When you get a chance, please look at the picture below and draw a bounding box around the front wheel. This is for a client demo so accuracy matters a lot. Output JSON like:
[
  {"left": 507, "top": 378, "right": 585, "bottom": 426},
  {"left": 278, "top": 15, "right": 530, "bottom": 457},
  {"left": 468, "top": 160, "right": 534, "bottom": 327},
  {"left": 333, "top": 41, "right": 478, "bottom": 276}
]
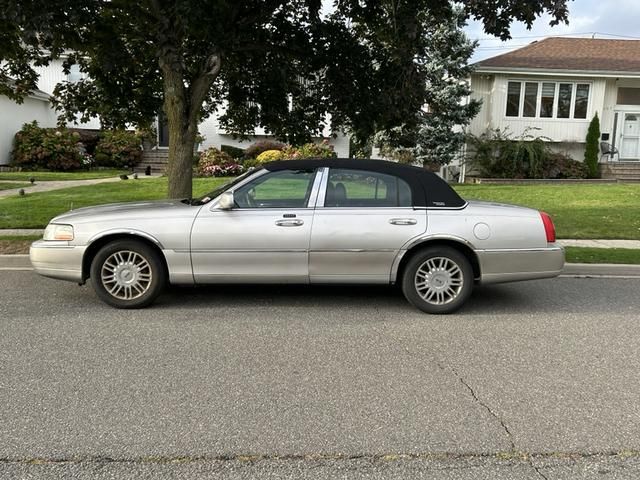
[
  {"left": 401, "top": 246, "right": 473, "bottom": 314},
  {"left": 90, "top": 240, "right": 166, "bottom": 308}
]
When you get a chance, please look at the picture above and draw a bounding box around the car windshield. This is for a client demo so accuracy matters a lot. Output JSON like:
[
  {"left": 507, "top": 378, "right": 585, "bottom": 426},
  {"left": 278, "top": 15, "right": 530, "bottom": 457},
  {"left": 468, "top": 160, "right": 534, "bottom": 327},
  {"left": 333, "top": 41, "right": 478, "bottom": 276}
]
[{"left": 194, "top": 168, "right": 258, "bottom": 205}]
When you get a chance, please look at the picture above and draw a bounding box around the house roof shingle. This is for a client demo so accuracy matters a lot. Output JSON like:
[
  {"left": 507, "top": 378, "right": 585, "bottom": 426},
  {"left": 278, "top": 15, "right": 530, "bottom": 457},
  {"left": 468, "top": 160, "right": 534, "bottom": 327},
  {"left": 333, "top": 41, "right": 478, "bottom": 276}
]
[{"left": 475, "top": 37, "right": 640, "bottom": 73}]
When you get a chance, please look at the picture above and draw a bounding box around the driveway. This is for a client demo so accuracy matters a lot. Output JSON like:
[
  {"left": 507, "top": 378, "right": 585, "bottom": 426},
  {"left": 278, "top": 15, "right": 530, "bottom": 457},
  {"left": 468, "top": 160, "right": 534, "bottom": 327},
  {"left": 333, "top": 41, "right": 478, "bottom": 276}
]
[{"left": 1, "top": 272, "right": 639, "bottom": 478}]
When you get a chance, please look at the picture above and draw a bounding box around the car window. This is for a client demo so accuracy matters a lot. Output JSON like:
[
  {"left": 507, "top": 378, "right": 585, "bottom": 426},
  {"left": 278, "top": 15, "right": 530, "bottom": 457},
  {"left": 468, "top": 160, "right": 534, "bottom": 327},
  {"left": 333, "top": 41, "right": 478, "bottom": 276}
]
[
  {"left": 234, "top": 169, "right": 317, "bottom": 208},
  {"left": 324, "top": 169, "right": 412, "bottom": 207}
]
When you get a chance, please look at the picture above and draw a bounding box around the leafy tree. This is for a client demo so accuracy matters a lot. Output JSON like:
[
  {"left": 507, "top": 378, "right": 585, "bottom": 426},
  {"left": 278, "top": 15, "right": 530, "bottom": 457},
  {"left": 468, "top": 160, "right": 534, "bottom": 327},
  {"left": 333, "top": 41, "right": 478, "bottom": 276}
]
[
  {"left": 584, "top": 113, "right": 601, "bottom": 179},
  {"left": 0, "top": 0, "right": 570, "bottom": 198}
]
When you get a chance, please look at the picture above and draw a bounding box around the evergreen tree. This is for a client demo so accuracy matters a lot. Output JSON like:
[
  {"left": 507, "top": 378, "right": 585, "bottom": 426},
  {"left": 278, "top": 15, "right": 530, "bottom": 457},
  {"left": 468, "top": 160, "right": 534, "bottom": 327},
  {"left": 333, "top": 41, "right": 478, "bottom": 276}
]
[
  {"left": 584, "top": 113, "right": 601, "bottom": 179},
  {"left": 374, "top": 7, "right": 481, "bottom": 168}
]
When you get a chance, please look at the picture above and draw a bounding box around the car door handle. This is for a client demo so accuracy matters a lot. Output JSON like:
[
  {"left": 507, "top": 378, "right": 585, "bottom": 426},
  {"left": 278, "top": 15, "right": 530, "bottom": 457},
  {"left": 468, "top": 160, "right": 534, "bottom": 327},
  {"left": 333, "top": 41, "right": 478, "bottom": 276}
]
[
  {"left": 389, "top": 218, "right": 417, "bottom": 226},
  {"left": 275, "top": 219, "right": 304, "bottom": 227}
]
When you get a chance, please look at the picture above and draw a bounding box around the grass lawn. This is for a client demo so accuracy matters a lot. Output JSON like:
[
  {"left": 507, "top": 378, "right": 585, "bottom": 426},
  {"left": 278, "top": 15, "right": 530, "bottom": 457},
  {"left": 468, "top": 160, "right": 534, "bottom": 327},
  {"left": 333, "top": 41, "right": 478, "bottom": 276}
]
[
  {"left": 0, "top": 169, "right": 128, "bottom": 181},
  {"left": 0, "top": 177, "right": 230, "bottom": 229},
  {"left": 454, "top": 184, "right": 640, "bottom": 240},
  {"left": 0, "top": 182, "right": 30, "bottom": 191},
  {"left": 564, "top": 247, "right": 640, "bottom": 264}
]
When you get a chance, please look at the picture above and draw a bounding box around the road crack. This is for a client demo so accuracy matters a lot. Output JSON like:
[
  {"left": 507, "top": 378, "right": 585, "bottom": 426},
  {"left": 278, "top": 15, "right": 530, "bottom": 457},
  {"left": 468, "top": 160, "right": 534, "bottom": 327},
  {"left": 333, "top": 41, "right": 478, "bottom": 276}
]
[{"left": 439, "top": 361, "right": 516, "bottom": 452}]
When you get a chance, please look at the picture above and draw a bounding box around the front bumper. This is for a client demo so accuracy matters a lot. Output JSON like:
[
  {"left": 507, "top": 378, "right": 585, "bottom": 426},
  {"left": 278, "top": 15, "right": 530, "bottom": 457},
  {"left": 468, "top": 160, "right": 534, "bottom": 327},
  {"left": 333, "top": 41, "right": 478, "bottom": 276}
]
[
  {"left": 30, "top": 240, "right": 86, "bottom": 283},
  {"left": 477, "top": 245, "right": 565, "bottom": 284}
]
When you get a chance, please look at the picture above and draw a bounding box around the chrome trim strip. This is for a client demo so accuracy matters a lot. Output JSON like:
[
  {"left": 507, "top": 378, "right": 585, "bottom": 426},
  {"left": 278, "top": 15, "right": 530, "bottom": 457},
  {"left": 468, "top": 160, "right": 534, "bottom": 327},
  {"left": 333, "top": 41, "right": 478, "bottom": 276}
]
[
  {"left": 402, "top": 234, "right": 477, "bottom": 252},
  {"left": 310, "top": 249, "right": 396, "bottom": 253},
  {"left": 315, "top": 167, "right": 330, "bottom": 207},
  {"left": 475, "top": 247, "right": 564, "bottom": 253},
  {"left": 307, "top": 168, "right": 325, "bottom": 208},
  {"left": 87, "top": 229, "right": 165, "bottom": 249},
  {"left": 190, "top": 249, "right": 308, "bottom": 253}
]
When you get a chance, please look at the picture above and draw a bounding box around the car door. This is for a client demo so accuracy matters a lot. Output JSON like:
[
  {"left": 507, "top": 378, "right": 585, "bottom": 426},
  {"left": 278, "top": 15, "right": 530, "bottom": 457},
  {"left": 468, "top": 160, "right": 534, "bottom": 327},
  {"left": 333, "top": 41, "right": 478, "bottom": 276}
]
[
  {"left": 309, "top": 168, "right": 427, "bottom": 283},
  {"left": 190, "top": 168, "right": 319, "bottom": 283}
]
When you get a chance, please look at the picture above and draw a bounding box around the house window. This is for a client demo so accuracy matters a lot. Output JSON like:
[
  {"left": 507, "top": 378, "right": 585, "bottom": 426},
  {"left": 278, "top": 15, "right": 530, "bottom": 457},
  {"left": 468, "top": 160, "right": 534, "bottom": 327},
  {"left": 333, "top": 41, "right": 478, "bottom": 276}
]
[
  {"left": 574, "top": 84, "right": 590, "bottom": 119},
  {"left": 523, "top": 82, "right": 538, "bottom": 117},
  {"left": 557, "top": 83, "right": 573, "bottom": 118},
  {"left": 506, "top": 82, "right": 521, "bottom": 117},
  {"left": 617, "top": 87, "right": 640, "bottom": 105},
  {"left": 505, "top": 80, "right": 590, "bottom": 120},
  {"left": 540, "top": 83, "right": 556, "bottom": 118}
]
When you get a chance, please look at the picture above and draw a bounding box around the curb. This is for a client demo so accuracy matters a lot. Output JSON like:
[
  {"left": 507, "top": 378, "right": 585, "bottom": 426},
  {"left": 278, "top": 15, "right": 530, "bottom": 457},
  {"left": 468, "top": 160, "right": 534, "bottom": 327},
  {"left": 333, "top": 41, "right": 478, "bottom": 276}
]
[
  {"left": 2, "top": 255, "right": 639, "bottom": 277},
  {"left": 560, "top": 263, "right": 640, "bottom": 278}
]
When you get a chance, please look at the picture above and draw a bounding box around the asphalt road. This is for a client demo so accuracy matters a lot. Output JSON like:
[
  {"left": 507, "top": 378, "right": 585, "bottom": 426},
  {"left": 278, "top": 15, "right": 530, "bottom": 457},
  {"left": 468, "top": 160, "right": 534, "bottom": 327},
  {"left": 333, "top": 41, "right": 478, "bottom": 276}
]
[{"left": 1, "top": 271, "right": 639, "bottom": 479}]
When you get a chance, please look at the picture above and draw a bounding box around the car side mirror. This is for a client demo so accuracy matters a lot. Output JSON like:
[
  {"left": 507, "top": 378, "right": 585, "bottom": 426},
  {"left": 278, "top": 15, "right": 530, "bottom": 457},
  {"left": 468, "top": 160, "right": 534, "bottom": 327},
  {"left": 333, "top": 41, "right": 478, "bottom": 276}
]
[{"left": 217, "top": 191, "right": 235, "bottom": 210}]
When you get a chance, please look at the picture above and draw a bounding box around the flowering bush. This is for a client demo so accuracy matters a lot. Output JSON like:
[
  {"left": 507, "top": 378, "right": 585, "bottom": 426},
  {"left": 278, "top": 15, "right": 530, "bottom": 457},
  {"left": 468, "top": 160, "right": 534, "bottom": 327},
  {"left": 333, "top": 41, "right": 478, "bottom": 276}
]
[
  {"left": 197, "top": 147, "right": 244, "bottom": 177},
  {"left": 199, "top": 162, "right": 244, "bottom": 177},
  {"left": 12, "top": 121, "right": 83, "bottom": 171},
  {"left": 95, "top": 130, "right": 142, "bottom": 168},
  {"left": 256, "top": 149, "right": 285, "bottom": 163},
  {"left": 282, "top": 140, "right": 336, "bottom": 159}
]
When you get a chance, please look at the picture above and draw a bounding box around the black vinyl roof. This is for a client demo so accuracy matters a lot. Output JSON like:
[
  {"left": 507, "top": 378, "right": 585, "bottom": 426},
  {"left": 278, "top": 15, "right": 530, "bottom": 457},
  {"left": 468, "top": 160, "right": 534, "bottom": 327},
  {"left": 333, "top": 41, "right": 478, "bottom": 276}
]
[{"left": 264, "top": 158, "right": 466, "bottom": 208}]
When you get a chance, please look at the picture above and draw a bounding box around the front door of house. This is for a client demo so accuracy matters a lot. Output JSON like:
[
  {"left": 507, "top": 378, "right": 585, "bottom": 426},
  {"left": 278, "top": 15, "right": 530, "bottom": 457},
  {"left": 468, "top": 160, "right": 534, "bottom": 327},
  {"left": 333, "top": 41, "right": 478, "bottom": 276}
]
[{"left": 620, "top": 113, "right": 640, "bottom": 160}]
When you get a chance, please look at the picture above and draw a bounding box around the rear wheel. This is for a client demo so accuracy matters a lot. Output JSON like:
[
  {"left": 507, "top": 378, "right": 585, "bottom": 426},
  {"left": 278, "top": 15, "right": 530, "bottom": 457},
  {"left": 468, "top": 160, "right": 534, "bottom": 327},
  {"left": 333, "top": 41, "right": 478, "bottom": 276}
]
[
  {"left": 90, "top": 239, "right": 166, "bottom": 308},
  {"left": 402, "top": 246, "right": 473, "bottom": 314}
]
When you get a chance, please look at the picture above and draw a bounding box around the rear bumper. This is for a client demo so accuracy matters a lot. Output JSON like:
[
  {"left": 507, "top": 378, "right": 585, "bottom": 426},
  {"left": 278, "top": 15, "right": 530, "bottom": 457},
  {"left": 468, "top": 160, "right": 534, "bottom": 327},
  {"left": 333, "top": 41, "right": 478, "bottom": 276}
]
[
  {"left": 477, "top": 245, "right": 565, "bottom": 284},
  {"left": 30, "top": 240, "right": 85, "bottom": 283}
]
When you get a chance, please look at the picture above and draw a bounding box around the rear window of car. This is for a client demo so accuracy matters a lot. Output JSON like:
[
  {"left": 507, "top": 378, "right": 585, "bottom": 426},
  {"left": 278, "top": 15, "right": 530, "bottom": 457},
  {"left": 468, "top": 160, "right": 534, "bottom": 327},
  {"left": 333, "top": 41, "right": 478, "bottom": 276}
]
[{"left": 324, "top": 169, "right": 412, "bottom": 207}]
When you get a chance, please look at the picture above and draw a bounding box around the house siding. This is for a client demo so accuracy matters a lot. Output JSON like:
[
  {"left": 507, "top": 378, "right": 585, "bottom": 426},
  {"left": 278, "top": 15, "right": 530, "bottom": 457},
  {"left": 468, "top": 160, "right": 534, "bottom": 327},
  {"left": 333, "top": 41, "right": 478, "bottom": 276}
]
[{"left": 0, "top": 95, "right": 58, "bottom": 165}]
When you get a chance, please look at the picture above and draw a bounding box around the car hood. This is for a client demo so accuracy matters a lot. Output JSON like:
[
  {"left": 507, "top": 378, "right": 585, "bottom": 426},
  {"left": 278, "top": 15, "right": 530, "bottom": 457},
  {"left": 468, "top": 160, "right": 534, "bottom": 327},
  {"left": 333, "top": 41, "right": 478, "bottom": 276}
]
[{"left": 51, "top": 199, "right": 196, "bottom": 224}]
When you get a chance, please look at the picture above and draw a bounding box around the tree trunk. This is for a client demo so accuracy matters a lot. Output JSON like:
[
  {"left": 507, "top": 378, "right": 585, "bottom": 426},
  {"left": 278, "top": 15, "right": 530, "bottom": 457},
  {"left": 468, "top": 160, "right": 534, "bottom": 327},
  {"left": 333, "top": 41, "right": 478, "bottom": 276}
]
[{"left": 163, "top": 69, "right": 196, "bottom": 199}]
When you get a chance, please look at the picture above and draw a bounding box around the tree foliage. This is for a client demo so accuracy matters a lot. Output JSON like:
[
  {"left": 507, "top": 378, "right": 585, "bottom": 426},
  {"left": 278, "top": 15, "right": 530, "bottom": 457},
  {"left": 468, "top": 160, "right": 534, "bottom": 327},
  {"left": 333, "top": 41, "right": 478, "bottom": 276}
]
[{"left": 0, "top": 0, "right": 570, "bottom": 197}]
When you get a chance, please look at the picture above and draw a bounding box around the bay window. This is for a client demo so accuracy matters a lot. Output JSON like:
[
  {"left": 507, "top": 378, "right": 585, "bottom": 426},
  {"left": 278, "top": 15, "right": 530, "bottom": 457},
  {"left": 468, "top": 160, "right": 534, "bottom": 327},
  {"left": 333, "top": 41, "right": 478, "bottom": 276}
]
[{"left": 505, "top": 80, "right": 590, "bottom": 120}]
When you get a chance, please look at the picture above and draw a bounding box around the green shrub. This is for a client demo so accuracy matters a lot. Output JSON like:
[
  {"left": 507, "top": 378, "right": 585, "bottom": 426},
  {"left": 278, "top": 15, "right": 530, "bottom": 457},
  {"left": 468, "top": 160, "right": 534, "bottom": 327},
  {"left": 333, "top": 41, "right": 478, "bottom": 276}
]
[
  {"left": 256, "top": 149, "right": 285, "bottom": 163},
  {"left": 196, "top": 147, "right": 244, "bottom": 177},
  {"left": 243, "top": 140, "right": 286, "bottom": 159},
  {"left": 467, "top": 129, "right": 589, "bottom": 179},
  {"left": 95, "top": 130, "right": 142, "bottom": 168},
  {"left": 584, "top": 114, "right": 601, "bottom": 179},
  {"left": 12, "top": 121, "right": 83, "bottom": 171},
  {"left": 221, "top": 144, "right": 245, "bottom": 160},
  {"left": 467, "top": 128, "right": 550, "bottom": 179}
]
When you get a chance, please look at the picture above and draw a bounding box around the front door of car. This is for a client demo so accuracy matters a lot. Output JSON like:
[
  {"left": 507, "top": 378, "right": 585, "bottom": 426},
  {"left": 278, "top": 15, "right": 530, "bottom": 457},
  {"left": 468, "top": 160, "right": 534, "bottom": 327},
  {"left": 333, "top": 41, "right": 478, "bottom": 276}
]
[
  {"left": 191, "top": 168, "right": 319, "bottom": 283},
  {"left": 309, "top": 168, "right": 427, "bottom": 283}
]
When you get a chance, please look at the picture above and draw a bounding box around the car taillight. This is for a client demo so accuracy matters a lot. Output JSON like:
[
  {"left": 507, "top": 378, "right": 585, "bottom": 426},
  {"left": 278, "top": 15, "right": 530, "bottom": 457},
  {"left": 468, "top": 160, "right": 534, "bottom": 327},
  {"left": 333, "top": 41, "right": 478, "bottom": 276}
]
[{"left": 540, "top": 211, "right": 556, "bottom": 243}]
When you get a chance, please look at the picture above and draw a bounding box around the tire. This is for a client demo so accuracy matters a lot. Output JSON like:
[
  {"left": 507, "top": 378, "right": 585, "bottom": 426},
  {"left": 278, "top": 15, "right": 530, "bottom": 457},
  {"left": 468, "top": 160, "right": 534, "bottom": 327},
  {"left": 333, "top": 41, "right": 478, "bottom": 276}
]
[
  {"left": 90, "top": 239, "right": 166, "bottom": 309},
  {"left": 401, "top": 246, "right": 473, "bottom": 314}
]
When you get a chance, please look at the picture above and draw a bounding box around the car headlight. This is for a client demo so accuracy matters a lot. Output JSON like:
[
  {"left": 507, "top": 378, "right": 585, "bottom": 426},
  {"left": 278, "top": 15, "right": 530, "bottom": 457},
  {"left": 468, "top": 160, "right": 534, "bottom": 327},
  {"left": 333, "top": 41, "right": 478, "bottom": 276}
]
[{"left": 43, "top": 224, "right": 74, "bottom": 241}]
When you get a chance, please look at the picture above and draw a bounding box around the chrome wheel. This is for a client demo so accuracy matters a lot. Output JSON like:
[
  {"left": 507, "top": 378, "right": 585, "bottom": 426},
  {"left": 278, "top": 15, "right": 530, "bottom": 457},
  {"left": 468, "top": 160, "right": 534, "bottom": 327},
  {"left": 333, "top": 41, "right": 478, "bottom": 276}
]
[
  {"left": 101, "top": 250, "right": 153, "bottom": 300},
  {"left": 414, "top": 256, "right": 464, "bottom": 305}
]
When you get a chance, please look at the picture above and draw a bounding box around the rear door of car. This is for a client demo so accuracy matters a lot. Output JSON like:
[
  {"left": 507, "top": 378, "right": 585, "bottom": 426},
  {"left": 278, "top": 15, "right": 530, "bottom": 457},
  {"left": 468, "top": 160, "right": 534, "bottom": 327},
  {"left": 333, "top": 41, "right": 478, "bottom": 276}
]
[{"left": 309, "top": 167, "right": 427, "bottom": 283}]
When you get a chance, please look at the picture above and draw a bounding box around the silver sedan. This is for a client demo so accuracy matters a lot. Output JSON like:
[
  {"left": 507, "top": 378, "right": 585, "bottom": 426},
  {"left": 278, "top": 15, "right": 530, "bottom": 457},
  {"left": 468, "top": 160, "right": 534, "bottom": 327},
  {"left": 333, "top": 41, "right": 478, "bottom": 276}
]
[{"left": 30, "top": 159, "right": 564, "bottom": 313}]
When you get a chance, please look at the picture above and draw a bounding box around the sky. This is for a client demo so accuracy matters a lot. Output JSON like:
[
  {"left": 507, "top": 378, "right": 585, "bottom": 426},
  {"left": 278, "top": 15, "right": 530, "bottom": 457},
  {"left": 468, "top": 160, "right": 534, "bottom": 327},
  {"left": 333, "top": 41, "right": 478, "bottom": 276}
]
[{"left": 467, "top": 0, "right": 640, "bottom": 63}]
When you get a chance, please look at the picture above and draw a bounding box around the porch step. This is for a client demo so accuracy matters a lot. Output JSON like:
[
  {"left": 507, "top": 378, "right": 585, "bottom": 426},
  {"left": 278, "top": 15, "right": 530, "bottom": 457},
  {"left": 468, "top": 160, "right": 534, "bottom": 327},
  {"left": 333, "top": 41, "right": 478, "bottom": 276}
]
[{"left": 600, "top": 162, "right": 640, "bottom": 180}]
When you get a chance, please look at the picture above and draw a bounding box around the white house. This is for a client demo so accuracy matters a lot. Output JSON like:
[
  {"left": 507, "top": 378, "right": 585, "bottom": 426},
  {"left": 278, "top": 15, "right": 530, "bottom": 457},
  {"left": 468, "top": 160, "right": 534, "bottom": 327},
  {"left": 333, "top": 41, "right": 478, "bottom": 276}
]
[{"left": 468, "top": 37, "right": 640, "bottom": 179}]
